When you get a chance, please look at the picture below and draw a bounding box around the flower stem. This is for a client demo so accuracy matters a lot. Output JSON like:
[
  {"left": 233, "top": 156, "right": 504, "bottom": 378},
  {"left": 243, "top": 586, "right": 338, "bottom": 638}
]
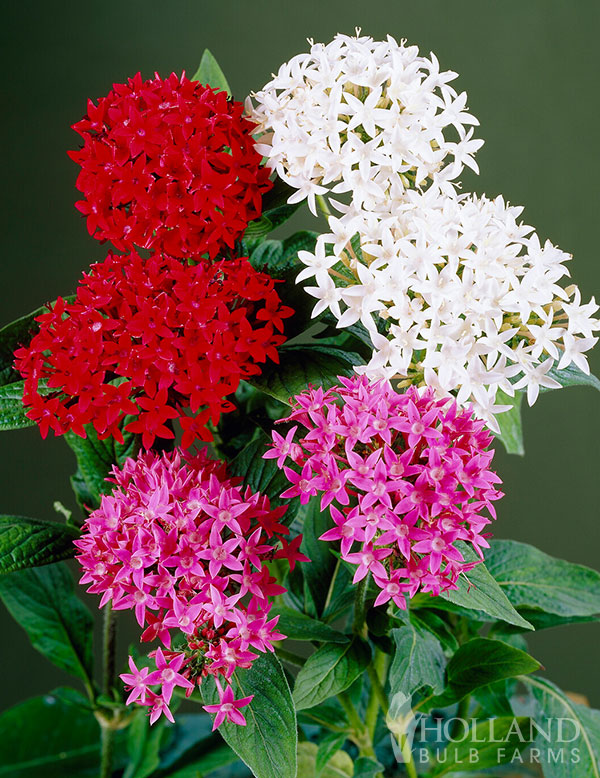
[
  {"left": 365, "top": 648, "right": 389, "bottom": 738},
  {"left": 315, "top": 194, "right": 332, "bottom": 219},
  {"left": 99, "top": 605, "right": 116, "bottom": 778},
  {"left": 337, "top": 691, "right": 375, "bottom": 758},
  {"left": 399, "top": 731, "right": 419, "bottom": 778}
]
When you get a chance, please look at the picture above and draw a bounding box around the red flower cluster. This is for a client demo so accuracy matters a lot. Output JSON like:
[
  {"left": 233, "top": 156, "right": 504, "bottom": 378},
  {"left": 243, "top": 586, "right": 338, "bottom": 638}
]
[
  {"left": 15, "top": 251, "right": 293, "bottom": 448},
  {"left": 69, "top": 72, "right": 272, "bottom": 259}
]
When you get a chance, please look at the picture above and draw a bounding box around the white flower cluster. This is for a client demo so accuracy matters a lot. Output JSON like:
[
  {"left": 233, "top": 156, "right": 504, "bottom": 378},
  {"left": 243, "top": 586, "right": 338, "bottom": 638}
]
[
  {"left": 250, "top": 32, "right": 482, "bottom": 214},
  {"left": 297, "top": 191, "right": 599, "bottom": 427}
]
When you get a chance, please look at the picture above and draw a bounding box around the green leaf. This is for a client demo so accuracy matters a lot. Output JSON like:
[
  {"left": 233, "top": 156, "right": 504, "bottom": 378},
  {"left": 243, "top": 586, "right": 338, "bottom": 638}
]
[
  {"left": 352, "top": 757, "right": 384, "bottom": 778},
  {"left": 124, "top": 711, "right": 167, "bottom": 778},
  {"left": 433, "top": 541, "right": 533, "bottom": 630},
  {"left": 0, "top": 688, "right": 126, "bottom": 777},
  {"left": 316, "top": 733, "right": 348, "bottom": 777},
  {"left": 293, "top": 639, "right": 371, "bottom": 711},
  {"left": 0, "top": 562, "right": 94, "bottom": 688},
  {"left": 297, "top": 742, "right": 353, "bottom": 778},
  {"left": 389, "top": 622, "right": 446, "bottom": 699},
  {"left": 299, "top": 497, "right": 338, "bottom": 619},
  {"left": 430, "top": 716, "right": 534, "bottom": 775},
  {"left": 494, "top": 389, "right": 525, "bottom": 455},
  {"left": 249, "top": 345, "right": 363, "bottom": 406},
  {"left": 297, "top": 699, "right": 349, "bottom": 731},
  {"left": 546, "top": 363, "right": 600, "bottom": 392},
  {"left": 228, "top": 432, "right": 299, "bottom": 521},
  {"left": 249, "top": 231, "right": 318, "bottom": 278},
  {"left": 521, "top": 676, "right": 600, "bottom": 778},
  {"left": 424, "top": 637, "right": 540, "bottom": 711},
  {"left": 270, "top": 605, "right": 349, "bottom": 644},
  {"left": 472, "top": 680, "right": 513, "bottom": 717},
  {"left": 191, "top": 49, "right": 231, "bottom": 95},
  {"left": 65, "top": 420, "right": 140, "bottom": 510},
  {"left": 485, "top": 539, "right": 600, "bottom": 619},
  {"left": 201, "top": 652, "right": 297, "bottom": 778},
  {"left": 154, "top": 714, "right": 239, "bottom": 777},
  {"left": 0, "top": 379, "right": 51, "bottom": 431},
  {"left": 0, "top": 516, "right": 78, "bottom": 573}
]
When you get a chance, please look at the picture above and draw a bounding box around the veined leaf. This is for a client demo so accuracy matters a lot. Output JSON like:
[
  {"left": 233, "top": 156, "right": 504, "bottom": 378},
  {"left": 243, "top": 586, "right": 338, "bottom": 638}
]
[
  {"left": 389, "top": 623, "right": 446, "bottom": 699},
  {"left": 293, "top": 639, "right": 371, "bottom": 711},
  {"left": 270, "top": 605, "right": 349, "bottom": 644},
  {"left": 0, "top": 562, "right": 94, "bottom": 689},
  {"left": 249, "top": 345, "right": 363, "bottom": 406},
  {"left": 485, "top": 539, "right": 600, "bottom": 619},
  {"left": 0, "top": 516, "right": 78, "bottom": 574},
  {"left": 201, "top": 652, "right": 297, "bottom": 778},
  {"left": 494, "top": 389, "right": 524, "bottom": 455}
]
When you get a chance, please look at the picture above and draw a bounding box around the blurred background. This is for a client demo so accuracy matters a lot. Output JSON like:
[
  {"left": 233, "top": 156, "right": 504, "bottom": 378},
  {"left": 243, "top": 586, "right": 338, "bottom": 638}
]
[{"left": 2, "top": 0, "right": 599, "bottom": 710}]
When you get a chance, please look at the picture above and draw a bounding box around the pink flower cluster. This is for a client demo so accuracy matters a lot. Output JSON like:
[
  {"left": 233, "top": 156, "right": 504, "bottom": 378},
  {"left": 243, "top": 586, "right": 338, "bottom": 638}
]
[
  {"left": 267, "top": 375, "right": 502, "bottom": 607},
  {"left": 75, "top": 448, "right": 306, "bottom": 726}
]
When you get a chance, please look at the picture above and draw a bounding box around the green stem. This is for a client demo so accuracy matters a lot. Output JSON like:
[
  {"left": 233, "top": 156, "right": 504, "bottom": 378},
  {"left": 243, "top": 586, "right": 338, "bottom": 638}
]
[
  {"left": 99, "top": 724, "right": 115, "bottom": 778},
  {"left": 365, "top": 648, "right": 389, "bottom": 739},
  {"left": 399, "top": 731, "right": 419, "bottom": 778},
  {"left": 337, "top": 691, "right": 375, "bottom": 758},
  {"left": 315, "top": 194, "right": 332, "bottom": 219},
  {"left": 352, "top": 575, "right": 369, "bottom": 638},
  {"left": 448, "top": 694, "right": 471, "bottom": 742},
  {"left": 99, "top": 605, "right": 116, "bottom": 778}
]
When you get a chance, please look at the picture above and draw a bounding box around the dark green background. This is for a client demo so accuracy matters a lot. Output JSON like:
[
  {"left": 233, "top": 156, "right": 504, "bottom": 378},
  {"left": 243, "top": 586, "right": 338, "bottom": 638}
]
[{"left": 2, "top": 1, "right": 599, "bottom": 710}]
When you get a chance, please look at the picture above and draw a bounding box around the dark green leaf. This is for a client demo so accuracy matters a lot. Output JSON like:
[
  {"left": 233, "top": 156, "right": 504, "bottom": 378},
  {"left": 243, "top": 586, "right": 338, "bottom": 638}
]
[
  {"left": 249, "top": 345, "right": 363, "bottom": 406},
  {"left": 0, "top": 515, "right": 78, "bottom": 573},
  {"left": 521, "top": 676, "right": 600, "bottom": 778},
  {"left": 293, "top": 639, "right": 371, "bottom": 711},
  {"left": 472, "top": 680, "right": 513, "bottom": 717},
  {"left": 299, "top": 497, "right": 338, "bottom": 619},
  {"left": 316, "top": 733, "right": 348, "bottom": 777},
  {"left": 430, "top": 716, "right": 533, "bottom": 775},
  {"left": 201, "top": 652, "right": 297, "bottom": 778},
  {"left": 424, "top": 637, "right": 540, "bottom": 711},
  {"left": 545, "top": 363, "right": 600, "bottom": 392},
  {"left": 249, "top": 231, "right": 318, "bottom": 278},
  {"left": 154, "top": 714, "right": 239, "bottom": 777},
  {"left": 65, "top": 420, "right": 140, "bottom": 510},
  {"left": 124, "top": 710, "right": 167, "bottom": 778},
  {"left": 0, "top": 688, "right": 126, "bottom": 777},
  {"left": 191, "top": 49, "right": 231, "bottom": 95},
  {"left": 494, "top": 389, "right": 524, "bottom": 455},
  {"left": 353, "top": 757, "right": 384, "bottom": 778},
  {"left": 485, "top": 539, "right": 600, "bottom": 618},
  {"left": 297, "top": 699, "right": 349, "bottom": 731},
  {"left": 228, "top": 432, "right": 300, "bottom": 521},
  {"left": 434, "top": 542, "right": 533, "bottom": 630},
  {"left": 389, "top": 623, "right": 446, "bottom": 699},
  {"left": 0, "top": 562, "right": 94, "bottom": 688},
  {"left": 270, "top": 605, "right": 349, "bottom": 643},
  {"left": 0, "top": 380, "right": 52, "bottom": 431}
]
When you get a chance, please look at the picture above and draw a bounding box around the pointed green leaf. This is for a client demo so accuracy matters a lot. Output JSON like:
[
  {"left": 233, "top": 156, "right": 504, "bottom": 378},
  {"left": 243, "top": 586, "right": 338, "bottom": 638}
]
[
  {"left": 494, "top": 389, "right": 525, "bottom": 455},
  {"left": 430, "top": 716, "right": 533, "bottom": 775},
  {"left": 293, "top": 639, "right": 371, "bottom": 711},
  {"left": 0, "top": 688, "right": 127, "bottom": 777},
  {"left": 0, "top": 516, "right": 79, "bottom": 574},
  {"left": 389, "top": 622, "right": 446, "bottom": 699},
  {"left": 270, "top": 605, "right": 349, "bottom": 643},
  {"left": 424, "top": 638, "right": 540, "bottom": 711},
  {"left": 353, "top": 757, "right": 384, "bottom": 778},
  {"left": 438, "top": 542, "right": 533, "bottom": 630},
  {"left": 0, "top": 562, "right": 94, "bottom": 688},
  {"left": 249, "top": 345, "right": 363, "bottom": 406},
  {"left": 0, "top": 379, "right": 52, "bottom": 431},
  {"left": 298, "top": 742, "right": 353, "bottom": 778},
  {"left": 485, "top": 539, "right": 600, "bottom": 619},
  {"left": 546, "top": 363, "right": 600, "bottom": 392},
  {"left": 521, "top": 676, "right": 600, "bottom": 778},
  {"left": 191, "top": 49, "right": 231, "bottom": 95},
  {"left": 316, "top": 733, "right": 348, "bottom": 777},
  {"left": 201, "top": 652, "right": 297, "bottom": 778}
]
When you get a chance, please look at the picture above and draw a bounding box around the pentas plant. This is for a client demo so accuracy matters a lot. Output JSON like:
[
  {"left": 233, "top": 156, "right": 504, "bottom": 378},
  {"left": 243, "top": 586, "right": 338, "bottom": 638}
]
[
  {"left": 1, "top": 40, "right": 599, "bottom": 778},
  {"left": 75, "top": 448, "right": 305, "bottom": 726},
  {"left": 15, "top": 250, "right": 292, "bottom": 448},
  {"left": 267, "top": 375, "right": 502, "bottom": 605}
]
